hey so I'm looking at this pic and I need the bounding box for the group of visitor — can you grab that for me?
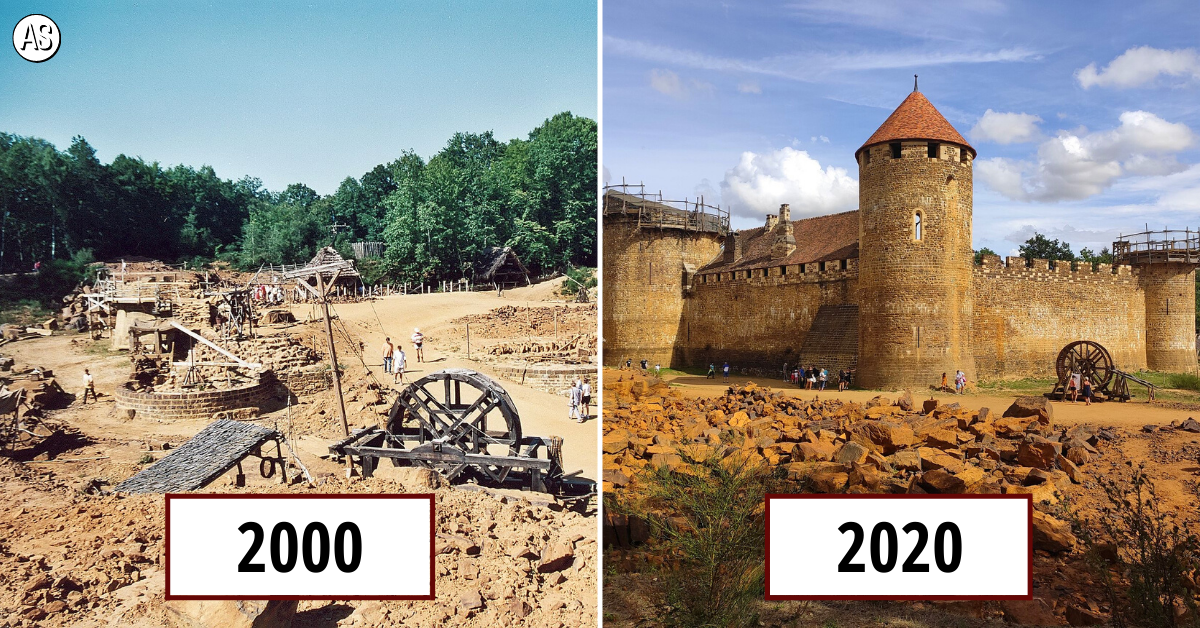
[380,329,426,385]
[567,377,591,423]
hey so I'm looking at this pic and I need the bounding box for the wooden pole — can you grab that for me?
[466,323,470,359]
[316,272,350,437]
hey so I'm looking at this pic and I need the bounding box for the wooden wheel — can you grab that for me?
[386,369,522,481]
[1055,340,1114,390]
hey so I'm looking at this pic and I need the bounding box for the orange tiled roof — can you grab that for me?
[856,91,974,158]
[699,210,860,274]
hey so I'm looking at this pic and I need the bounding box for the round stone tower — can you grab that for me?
[855,87,977,389]
[1115,230,1199,373]
[602,189,725,367]
[1140,264,1197,372]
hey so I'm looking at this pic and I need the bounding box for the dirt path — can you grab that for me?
[299,284,598,480]
[656,371,1199,429]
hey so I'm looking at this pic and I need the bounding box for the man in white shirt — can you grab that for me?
[580,378,592,419]
[411,328,425,363]
[394,347,406,384]
[82,368,97,403]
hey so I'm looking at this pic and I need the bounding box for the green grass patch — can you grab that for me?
[1166,372,1200,392]
[0,300,53,327]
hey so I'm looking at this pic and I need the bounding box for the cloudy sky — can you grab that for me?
[602,0,1200,256]
[2,2,597,195]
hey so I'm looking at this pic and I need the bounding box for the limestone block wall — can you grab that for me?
[602,220,723,367]
[679,262,858,368]
[856,141,976,390]
[1138,263,1198,373]
[115,373,277,421]
[489,364,598,394]
[972,255,1147,379]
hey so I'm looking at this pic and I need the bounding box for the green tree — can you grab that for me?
[973,246,997,265]
[1019,232,1075,262]
[1078,246,1114,265]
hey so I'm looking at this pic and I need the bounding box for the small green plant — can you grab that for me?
[559,266,596,296]
[1080,463,1200,627]
[1166,373,1200,393]
[138,454,155,464]
[622,446,774,628]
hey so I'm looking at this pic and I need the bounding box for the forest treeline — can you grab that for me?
[0,112,596,284]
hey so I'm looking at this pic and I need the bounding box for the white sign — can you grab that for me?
[167,494,434,599]
[13,14,60,63]
[767,494,1030,599]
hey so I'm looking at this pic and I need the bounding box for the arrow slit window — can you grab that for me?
[914,211,923,241]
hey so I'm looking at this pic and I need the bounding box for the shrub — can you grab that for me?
[1166,373,1200,393]
[1081,463,1200,627]
[559,266,596,296]
[622,446,774,627]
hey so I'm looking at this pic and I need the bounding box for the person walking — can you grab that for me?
[807,367,817,390]
[411,328,425,363]
[625,358,632,370]
[382,337,394,375]
[818,368,827,390]
[1082,376,1093,406]
[393,346,406,384]
[707,363,716,379]
[580,378,592,419]
[81,369,97,403]
[640,359,648,372]
[1068,371,1080,403]
[722,362,730,382]
[568,381,582,423]
[654,363,661,378]
[954,370,966,395]
[941,372,948,392]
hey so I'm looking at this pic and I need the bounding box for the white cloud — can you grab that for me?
[970,109,1042,144]
[649,69,714,100]
[606,36,1039,83]
[720,147,858,219]
[737,80,761,94]
[976,111,1196,202]
[809,135,830,143]
[1076,46,1200,89]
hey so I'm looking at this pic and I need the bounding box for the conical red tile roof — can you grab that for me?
[856,91,974,158]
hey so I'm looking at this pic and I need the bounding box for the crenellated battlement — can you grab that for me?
[696,257,857,289]
[974,254,1135,281]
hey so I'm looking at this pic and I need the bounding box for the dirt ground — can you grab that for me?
[603,368,1200,627]
[0,279,599,627]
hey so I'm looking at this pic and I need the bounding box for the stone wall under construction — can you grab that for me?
[602,220,722,368]
[679,261,859,369]
[115,374,277,421]
[971,255,1148,380]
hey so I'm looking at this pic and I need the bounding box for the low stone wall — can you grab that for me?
[489,363,597,394]
[275,366,335,398]
[115,374,276,421]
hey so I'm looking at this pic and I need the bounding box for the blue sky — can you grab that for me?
[603,0,1200,256]
[1,1,597,194]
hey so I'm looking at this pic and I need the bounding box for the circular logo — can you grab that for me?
[13,14,59,63]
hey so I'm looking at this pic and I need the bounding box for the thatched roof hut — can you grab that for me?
[474,247,530,288]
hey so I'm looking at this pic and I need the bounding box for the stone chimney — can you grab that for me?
[765,214,778,231]
[771,203,796,258]
[722,230,742,263]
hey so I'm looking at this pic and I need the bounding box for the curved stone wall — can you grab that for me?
[115,374,277,421]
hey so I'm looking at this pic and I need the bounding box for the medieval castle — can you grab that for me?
[603,88,1199,389]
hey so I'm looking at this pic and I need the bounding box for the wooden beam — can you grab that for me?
[168,322,259,368]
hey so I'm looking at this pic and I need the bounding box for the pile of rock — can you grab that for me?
[192,331,320,373]
[603,375,1105,555]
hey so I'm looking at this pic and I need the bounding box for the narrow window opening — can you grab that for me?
[864,150,871,165]
[819,261,826,272]
[914,212,923,241]
[927,142,939,158]
[890,142,902,159]
[781,265,788,276]
[840,259,847,270]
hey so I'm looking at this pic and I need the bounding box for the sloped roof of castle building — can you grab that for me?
[856,91,975,158]
[699,210,859,274]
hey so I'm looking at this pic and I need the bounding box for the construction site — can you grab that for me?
[0,251,598,627]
